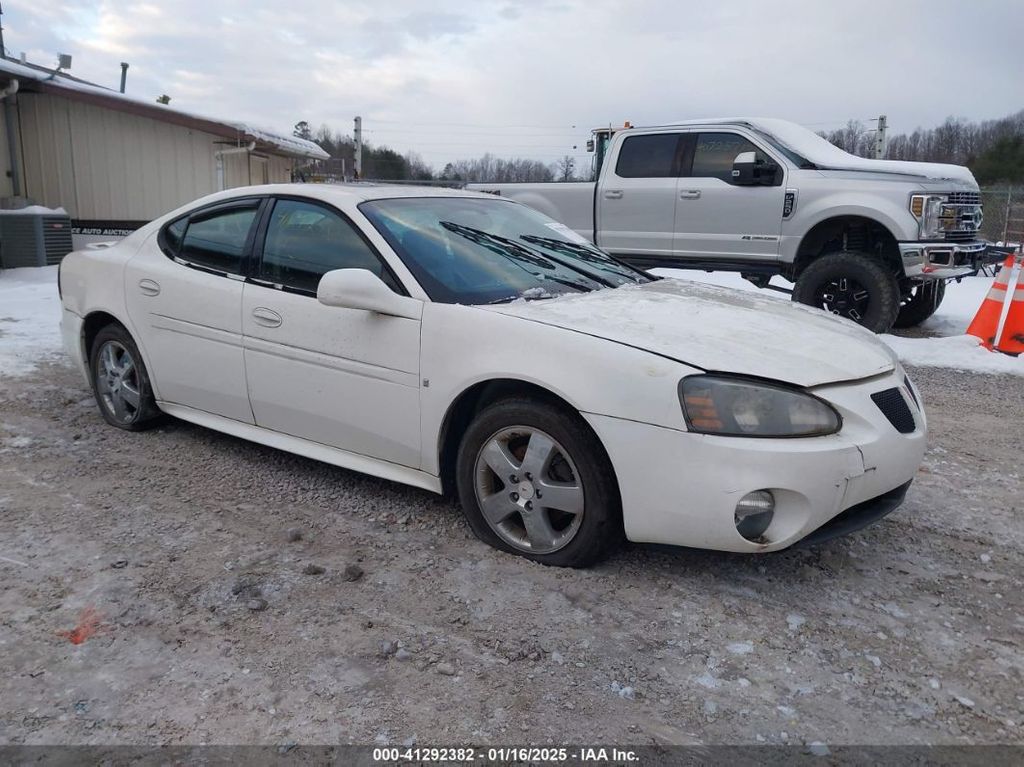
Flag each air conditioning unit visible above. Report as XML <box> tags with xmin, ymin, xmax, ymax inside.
<box><xmin>0</xmin><ymin>209</ymin><xmax>74</xmax><ymax>268</ymax></box>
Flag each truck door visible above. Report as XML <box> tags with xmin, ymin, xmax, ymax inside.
<box><xmin>595</xmin><ymin>132</ymin><xmax>684</xmax><ymax>259</ymax></box>
<box><xmin>673</xmin><ymin>131</ymin><xmax>786</xmax><ymax>262</ymax></box>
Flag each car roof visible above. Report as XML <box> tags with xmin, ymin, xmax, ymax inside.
<box><xmin>208</xmin><ymin>183</ymin><xmax>494</xmax><ymax>206</ymax></box>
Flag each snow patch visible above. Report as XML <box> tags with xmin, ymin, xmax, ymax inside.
<box><xmin>0</xmin><ymin>205</ymin><xmax>68</xmax><ymax>216</ymax></box>
<box><xmin>0</xmin><ymin>266</ymin><xmax>64</xmax><ymax>378</ymax></box>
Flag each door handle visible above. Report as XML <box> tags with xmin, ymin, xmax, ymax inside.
<box><xmin>138</xmin><ymin>278</ymin><xmax>160</xmax><ymax>296</ymax></box>
<box><xmin>604</xmin><ymin>189</ymin><xmax>624</xmax><ymax>200</ymax></box>
<box><xmin>679</xmin><ymin>190</ymin><xmax>701</xmax><ymax>200</ymax></box>
<box><xmin>252</xmin><ymin>307</ymin><xmax>282</xmax><ymax>328</ymax></box>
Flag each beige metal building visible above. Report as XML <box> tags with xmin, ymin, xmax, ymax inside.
<box><xmin>0</xmin><ymin>57</ymin><xmax>327</xmax><ymax>248</ymax></box>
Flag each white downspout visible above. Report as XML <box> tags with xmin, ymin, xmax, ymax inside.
<box><xmin>214</xmin><ymin>141</ymin><xmax>256</xmax><ymax>191</ymax></box>
<box><xmin>1</xmin><ymin>79</ymin><xmax>22</xmax><ymax>196</ymax></box>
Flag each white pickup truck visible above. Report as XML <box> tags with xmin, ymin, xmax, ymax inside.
<box><xmin>468</xmin><ymin>118</ymin><xmax>996</xmax><ymax>333</ymax></box>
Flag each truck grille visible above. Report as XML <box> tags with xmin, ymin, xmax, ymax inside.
<box><xmin>871</xmin><ymin>388</ymin><xmax>916</xmax><ymax>434</ymax></box>
<box><xmin>947</xmin><ymin>191</ymin><xmax>980</xmax><ymax>205</ymax></box>
<box><xmin>944</xmin><ymin>229</ymin><xmax>978</xmax><ymax>242</ymax></box>
<box><xmin>941</xmin><ymin>191</ymin><xmax>982</xmax><ymax>242</ymax></box>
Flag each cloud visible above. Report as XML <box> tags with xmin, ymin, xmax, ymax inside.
<box><xmin>3</xmin><ymin>0</ymin><xmax>1019</xmax><ymax>168</ymax></box>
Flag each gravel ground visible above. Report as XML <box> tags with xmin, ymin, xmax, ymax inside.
<box><xmin>0</xmin><ymin>360</ymin><xmax>1021</xmax><ymax>747</ymax></box>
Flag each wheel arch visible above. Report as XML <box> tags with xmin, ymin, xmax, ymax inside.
<box><xmin>792</xmin><ymin>215</ymin><xmax>902</xmax><ymax>280</ymax></box>
<box><xmin>82</xmin><ymin>311</ymin><xmax>128</xmax><ymax>371</ymax></box>
<box><xmin>80</xmin><ymin>310</ymin><xmax>158</xmax><ymax>396</ymax></box>
<box><xmin>436</xmin><ymin>377</ymin><xmax>611</xmax><ymax>497</ymax></box>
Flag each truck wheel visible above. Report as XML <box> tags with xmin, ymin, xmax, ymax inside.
<box><xmin>893</xmin><ymin>280</ymin><xmax>946</xmax><ymax>329</ymax></box>
<box><xmin>792</xmin><ymin>252</ymin><xmax>900</xmax><ymax>333</ymax></box>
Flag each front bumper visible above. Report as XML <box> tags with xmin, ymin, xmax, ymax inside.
<box><xmin>900</xmin><ymin>240</ymin><xmax>1000</xmax><ymax>279</ymax></box>
<box><xmin>583</xmin><ymin>368</ymin><xmax>925</xmax><ymax>552</ymax></box>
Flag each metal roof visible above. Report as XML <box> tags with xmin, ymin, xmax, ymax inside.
<box><xmin>0</xmin><ymin>58</ymin><xmax>328</xmax><ymax>161</ymax></box>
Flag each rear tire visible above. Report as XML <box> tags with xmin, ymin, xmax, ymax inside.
<box><xmin>792</xmin><ymin>252</ymin><xmax>900</xmax><ymax>333</ymax></box>
<box><xmin>893</xmin><ymin>280</ymin><xmax>946</xmax><ymax>328</ymax></box>
<box><xmin>89</xmin><ymin>324</ymin><xmax>164</xmax><ymax>431</ymax></box>
<box><xmin>455</xmin><ymin>397</ymin><xmax>622</xmax><ymax>568</ymax></box>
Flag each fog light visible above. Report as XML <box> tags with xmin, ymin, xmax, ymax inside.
<box><xmin>735</xmin><ymin>490</ymin><xmax>775</xmax><ymax>541</ymax></box>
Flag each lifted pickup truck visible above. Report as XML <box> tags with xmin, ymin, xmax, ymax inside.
<box><xmin>468</xmin><ymin>118</ymin><xmax>996</xmax><ymax>333</ymax></box>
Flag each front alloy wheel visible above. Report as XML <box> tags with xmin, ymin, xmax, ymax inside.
<box><xmin>456</xmin><ymin>397</ymin><xmax>621</xmax><ymax>567</ymax></box>
<box><xmin>473</xmin><ymin>426</ymin><xmax>585</xmax><ymax>555</ymax></box>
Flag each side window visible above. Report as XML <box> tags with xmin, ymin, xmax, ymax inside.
<box><xmin>690</xmin><ymin>133</ymin><xmax>769</xmax><ymax>182</ymax></box>
<box><xmin>180</xmin><ymin>207</ymin><xmax>258</xmax><ymax>273</ymax></box>
<box><xmin>163</xmin><ymin>217</ymin><xmax>186</xmax><ymax>256</ymax></box>
<box><xmin>614</xmin><ymin>134</ymin><xmax>682</xmax><ymax>178</ymax></box>
<box><xmin>260</xmin><ymin>199</ymin><xmax>395</xmax><ymax>293</ymax></box>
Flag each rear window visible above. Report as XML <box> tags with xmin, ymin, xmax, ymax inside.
<box><xmin>163</xmin><ymin>218</ymin><xmax>186</xmax><ymax>254</ymax></box>
<box><xmin>614</xmin><ymin>134</ymin><xmax>683</xmax><ymax>178</ymax></box>
<box><xmin>179</xmin><ymin>208</ymin><xmax>258</xmax><ymax>274</ymax></box>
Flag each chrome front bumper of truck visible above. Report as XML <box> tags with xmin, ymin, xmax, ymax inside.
<box><xmin>899</xmin><ymin>240</ymin><xmax>996</xmax><ymax>279</ymax></box>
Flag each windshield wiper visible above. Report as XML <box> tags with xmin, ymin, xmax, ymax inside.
<box><xmin>439</xmin><ymin>222</ymin><xmax>597</xmax><ymax>293</ymax></box>
<box><xmin>519</xmin><ymin>235</ymin><xmax>646</xmax><ymax>285</ymax></box>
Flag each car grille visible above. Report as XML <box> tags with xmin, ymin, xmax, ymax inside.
<box><xmin>871</xmin><ymin>388</ymin><xmax>916</xmax><ymax>433</ymax></box>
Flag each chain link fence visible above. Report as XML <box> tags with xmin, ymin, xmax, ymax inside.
<box><xmin>980</xmin><ymin>187</ymin><xmax>1023</xmax><ymax>245</ymax></box>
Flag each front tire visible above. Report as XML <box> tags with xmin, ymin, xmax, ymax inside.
<box><xmin>893</xmin><ymin>280</ymin><xmax>946</xmax><ymax>328</ymax></box>
<box><xmin>89</xmin><ymin>324</ymin><xmax>164</xmax><ymax>431</ymax></box>
<box><xmin>792</xmin><ymin>252</ymin><xmax>900</xmax><ymax>333</ymax></box>
<box><xmin>455</xmin><ymin>397</ymin><xmax>622</xmax><ymax>568</ymax></box>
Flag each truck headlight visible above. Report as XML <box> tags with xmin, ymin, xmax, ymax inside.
<box><xmin>679</xmin><ymin>375</ymin><xmax>841</xmax><ymax>437</ymax></box>
<box><xmin>910</xmin><ymin>194</ymin><xmax>946</xmax><ymax>240</ymax></box>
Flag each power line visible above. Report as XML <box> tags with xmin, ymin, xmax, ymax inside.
<box><xmin>363</xmin><ymin>117</ymin><xmax>579</xmax><ymax>130</ymax></box>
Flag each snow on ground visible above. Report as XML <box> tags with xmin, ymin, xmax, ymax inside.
<box><xmin>654</xmin><ymin>268</ymin><xmax>1023</xmax><ymax>376</ymax></box>
<box><xmin>0</xmin><ymin>264</ymin><xmax>1020</xmax><ymax>380</ymax></box>
<box><xmin>0</xmin><ymin>266</ymin><xmax>63</xmax><ymax>378</ymax></box>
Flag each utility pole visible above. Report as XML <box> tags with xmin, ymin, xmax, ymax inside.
<box><xmin>0</xmin><ymin>3</ymin><xmax>7</xmax><ymax>60</ymax></box>
<box><xmin>353</xmin><ymin>116</ymin><xmax>362</xmax><ymax>179</ymax></box>
<box><xmin>873</xmin><ymin>114</ymin><xmax>887</xmax><ymax>159</ymax></box>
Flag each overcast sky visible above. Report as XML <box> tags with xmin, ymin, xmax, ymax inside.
<box><xmin>5</xmin><ymin>0</ymin><xmax>1020</xmax><ymax>170</ymax></box>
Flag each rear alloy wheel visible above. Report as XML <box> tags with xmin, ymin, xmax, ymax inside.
<box><xmin>90</xmin><ymin>324</ymin><xmax>164</xmax><ymax>430</ymax></box>
<box><xmin>792</xmin><ymin>252</ymin><xmax>900</xmax><ymax>333</ymax></box>
<box><xmin>893</xmin><ymin>280</ymin><xmax>946</xmax><ymax>329</ymax></box>
<box><xmin>456</xmin><ymin>398</ymin><xmax>621</xmax><ymax>567</ymax></box>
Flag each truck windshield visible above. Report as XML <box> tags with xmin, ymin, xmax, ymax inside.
<box><xmin>360</xmin><ymin>197</ymin><xmax>650</xmax><ymax>305</ymax></box>
<box><xmin>750</xmin><ymin>127</ymin><xmax>818</xmax><ymax>169</ymax></box>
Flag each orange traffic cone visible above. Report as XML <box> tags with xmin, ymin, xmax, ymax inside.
<box><xmin>966</xmin><ymin>254</ymin><xmax>1024</xmax><ymax>355</ymax></box>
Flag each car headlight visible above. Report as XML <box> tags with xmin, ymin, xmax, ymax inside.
<box><xmin>679</xmin><ymin>375</ymin><xmax>841</xmax><ymax>437</ymax></box>
<box><xmin>910</xmin><ymin>194</ymin><xmax>946</xmax><ymax>240</ymax></box>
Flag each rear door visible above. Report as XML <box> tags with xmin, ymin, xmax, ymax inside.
<box><xmin>673</xmin><ymin>130</ymin><xmax>786</xmax><ymax>262</ymax></box>
<box><xmin>124</xmin><ymin>199</ymin><xmax>261</xmax><ymax>423</ymax></box>
<box><xmin>241</xmin><ymin>197</ymin><xmax>422</xmax><ymax>468</ymax></box>
<box><xmin>595</xmin><ymin>131</ymin><xmax>685</xmax><ymax>258</ymax></box>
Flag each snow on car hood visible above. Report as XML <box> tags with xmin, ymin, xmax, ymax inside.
<box><xmin>484</xmin><ymin>279</ymin><xmax>897</xmax><ymax>388</ymax></box>
<box><xmin>750</xmin><ymin>118</ymin><xmax>977</xmax><ymax>185</ymax></box>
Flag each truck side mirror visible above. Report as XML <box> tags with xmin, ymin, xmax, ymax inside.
<box><xmin>731</xmin><ymin>151</ymin><xmax>779</xmax><ymax>186</ymax></box>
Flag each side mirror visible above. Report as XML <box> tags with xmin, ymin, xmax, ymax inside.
<box><xmin>317</xmin><ymin>269</ymin><xmax>422</xmax><ymax>320</ymax></box>
<box><xmin>731</xmin><ymin>151</ymin><xmax>779</xmax><ymax>186</ymax></box>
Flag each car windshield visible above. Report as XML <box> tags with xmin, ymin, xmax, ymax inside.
<box><xmin>359</xmin><ymin>197</ymin><xmax>651</xmax><ymax>305</ymax></box>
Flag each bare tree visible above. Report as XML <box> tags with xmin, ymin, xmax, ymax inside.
<box><xmin>553</xmin><ymin>155</ymin><xmax>576</xmax><ymax>182</ymax></box>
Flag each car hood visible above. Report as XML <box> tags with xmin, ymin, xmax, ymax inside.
<box><xmin>483</xmin><ymin>279</ymin><xmax>897</xmax><ymax>388</ymax></box>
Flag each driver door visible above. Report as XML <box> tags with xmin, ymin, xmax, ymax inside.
<box><xmin>673</xmin><ymin>131</ymin><xmax>786</xmax><ymax>262</ymax></box>
<box><xmin>241</xmin><ymin>197</ymin><xmax>422</xmax><ymax>468</ymax></box>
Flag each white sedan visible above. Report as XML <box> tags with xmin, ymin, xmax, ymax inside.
<box><xmin>59</xmin><ymin>184</ymin><xmax>926</xmax><ymax>567</ymax></box>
